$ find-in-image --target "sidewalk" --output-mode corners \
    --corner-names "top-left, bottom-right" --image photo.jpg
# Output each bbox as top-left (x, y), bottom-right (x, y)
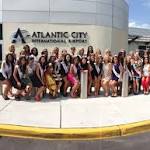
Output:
top-left (1, 94), bottom-right (150, 140)
top-left (0, 94), bottom-right (150, 128)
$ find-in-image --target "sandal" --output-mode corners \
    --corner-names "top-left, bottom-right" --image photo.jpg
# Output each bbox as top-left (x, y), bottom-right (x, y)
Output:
top-left (70, 92), bottom-right (77, 98)
top-left (34, 95), bottom-right (41, 101)
top-left (114, 93), bottom-right (118, 97)
top-left (15, 95), bottom-right (21, 101)
top-left (3, 95), bottom-right (10, 100)
top-left (105, 93), bottom-right (109, 97)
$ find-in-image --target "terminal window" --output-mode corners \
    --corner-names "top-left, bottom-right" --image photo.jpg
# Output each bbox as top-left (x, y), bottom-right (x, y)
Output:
top-left (138, 45), bottom-right (146, 50)
top-left (0, 24), bottom-right (2, 40)
top-left (0, 44), bottom-right (2, 61)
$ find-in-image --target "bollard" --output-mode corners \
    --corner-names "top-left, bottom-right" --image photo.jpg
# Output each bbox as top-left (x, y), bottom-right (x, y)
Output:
top-left (122, 70), bottom-right (129, 97)
top-left (80, 70), bottom-right (88, 99)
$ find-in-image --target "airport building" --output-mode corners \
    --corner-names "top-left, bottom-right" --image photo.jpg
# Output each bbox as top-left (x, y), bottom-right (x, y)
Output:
top-left (128, 27), bottom-right (150, 51)
top-left (0, 0), bottom-right (128, 58)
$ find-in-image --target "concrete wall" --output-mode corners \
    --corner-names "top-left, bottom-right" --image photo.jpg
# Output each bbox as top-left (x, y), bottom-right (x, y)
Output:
top-left (2, 0), bottom-right (128, 30)
top-left (0, 0), bottom-right (2, 23)
top-left (3, 23), bottom-right (128, 57)
top-left (2, 0), bottom-right (128, 56)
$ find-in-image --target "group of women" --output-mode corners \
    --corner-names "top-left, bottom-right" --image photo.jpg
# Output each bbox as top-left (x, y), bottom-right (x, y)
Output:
top-left (0, 44), bottom-right (150, 101)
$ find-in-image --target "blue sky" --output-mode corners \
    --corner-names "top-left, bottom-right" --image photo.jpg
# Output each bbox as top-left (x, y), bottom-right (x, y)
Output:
top-left (128, 0), bottom-right (150, 28)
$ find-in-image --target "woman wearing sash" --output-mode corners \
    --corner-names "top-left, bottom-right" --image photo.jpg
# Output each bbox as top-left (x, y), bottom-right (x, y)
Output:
top-left (34, 55), bottom-right (46, 101)
top-left (67, 56), bottom-right (80, 98)
top-left (142, 57), bottom-right (150, 95)
top-left (27, 56), bottom-right (37, 88)
top-left (9, 45), bottom-right (16, 62)
top-left (102, 55), bottom-right (112, 97)
top-left (80, 55), bottom-right (92, 96)
top-left (13, 56), bottom-right (32, 100)
top-left (49, 54), bottom-right (57, 69)
top-left (89, 53), bottom-right (96, 93)
top-left (126, 55), bottom-right (133, 94)
top-left (60, 54), bottom-right (72, 96)
top-left (0, 53), bottom-right (14, 100)
top-left (78, 48), bottom-right (85, 59)
top-left (93, 55), bottom-right (103, 96)
top-left (87, 46), bottom-right (94, 61)
top-left (131, 54), bottom-right (142, 95)
top-left (30, 47), bottom-right (38, 62)
top-left (109, 55), bottom-right (123, 97)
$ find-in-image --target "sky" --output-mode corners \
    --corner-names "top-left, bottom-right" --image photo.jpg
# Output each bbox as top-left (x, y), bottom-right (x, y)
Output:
top-left (128, 0), bottom-right (150, 29)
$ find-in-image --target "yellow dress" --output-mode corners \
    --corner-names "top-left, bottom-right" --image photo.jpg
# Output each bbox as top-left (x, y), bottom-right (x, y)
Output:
top-left (44, 72), bottom-right (57, 96)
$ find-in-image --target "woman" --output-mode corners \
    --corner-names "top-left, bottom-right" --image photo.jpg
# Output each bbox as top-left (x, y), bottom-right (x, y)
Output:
top-left (60, 54), bottom-right (72, 96)
top-left (34, 55), bottom-right (46, 101)
top-left (71, 47), bottom-right (76, 57)
top-left (49, 54), bottom-right (57, 68)
top-left (95, 49), bottom-right (101, 56)
top-left (0, 53), bottom-right (14, 100)
top-left (93, 55), bottom-right (103, 96)
top-left (142, 57), bottom-right (150, 95)
top-left (80, 56), bottom-right (92, 96)
top-left (30, 47), bottom-right (38, 62)
top-left (109, 55), bottom-right (123, 97)
top-left (9, 45), bottom-right (16, 62)
top-left (44, 63), bottom-right (58, 98)
top-left (78, 48), bottom-right (85, 59)
top-left (67, 56), bottom-right (80, 98)
top-left (126, 55), bottom-right (133, 94)
top-left (23, 45), bottom-right (30, 58)
top-left (27, 56), bottom-right (37, 88)
top-left (52, 47), bottom-right (59, 59)
top-left (105, 49), bottom-right (112, 57)
top-left (131, 53), bottom-right (142, 95)
top-left (102, 55), bottom-right (112, 97)
top-left (13, 56), bottom-right (32, 100)
top-left (87, 46), bottom-right (94, 57)
top-left (41, 49), bottom-right (49, 66)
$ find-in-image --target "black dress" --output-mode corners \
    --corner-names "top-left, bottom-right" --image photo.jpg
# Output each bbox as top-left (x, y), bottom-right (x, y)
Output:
top-left (34, 64), bottom-right (45, 88)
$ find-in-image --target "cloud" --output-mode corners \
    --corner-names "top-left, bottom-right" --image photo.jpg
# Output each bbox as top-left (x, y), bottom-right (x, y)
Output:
top-left (129, 21), bottom-right (150, 29)
top-left (141, 0), bottom-right (150, 7)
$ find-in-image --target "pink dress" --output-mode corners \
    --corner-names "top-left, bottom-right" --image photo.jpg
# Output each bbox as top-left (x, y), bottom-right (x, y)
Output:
top-left (67, 64), bottom-right (78, 85)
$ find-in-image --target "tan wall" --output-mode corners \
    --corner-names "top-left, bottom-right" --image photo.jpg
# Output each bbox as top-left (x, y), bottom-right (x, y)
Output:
top-left (111, 28), bottom-right (128, 54)
top-left (3, 23), bottom-right (128, 58)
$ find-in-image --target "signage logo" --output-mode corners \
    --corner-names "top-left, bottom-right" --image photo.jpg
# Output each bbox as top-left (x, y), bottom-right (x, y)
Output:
top-left (11, 28), bottom-right (88, 44)
top-left (12, 28), bottom-right (31, 44)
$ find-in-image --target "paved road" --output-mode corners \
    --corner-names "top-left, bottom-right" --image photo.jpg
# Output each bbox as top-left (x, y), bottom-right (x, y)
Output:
top-left (1, 132), bottom-right (150, 150)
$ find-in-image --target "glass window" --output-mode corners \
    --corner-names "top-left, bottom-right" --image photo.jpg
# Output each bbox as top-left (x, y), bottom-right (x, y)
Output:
top-left (138, 45), bottom-right (146, 50)
top-left (0, 24), bottom-right (2, 40)
top-left (0, 44), bottom-right (2, 61)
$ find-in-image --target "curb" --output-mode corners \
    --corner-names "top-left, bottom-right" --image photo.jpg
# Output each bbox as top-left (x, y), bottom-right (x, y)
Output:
top-left (0, 120), bottom-right (150, 140)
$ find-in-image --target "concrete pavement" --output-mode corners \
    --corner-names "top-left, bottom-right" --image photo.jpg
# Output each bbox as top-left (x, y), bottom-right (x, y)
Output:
top-left (1, 94), bottom-right (150, 140)
top-left (0, 94), bottom-right (150, 128)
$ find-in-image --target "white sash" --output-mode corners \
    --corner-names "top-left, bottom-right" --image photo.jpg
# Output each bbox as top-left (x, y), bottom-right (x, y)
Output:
top-left (61, 61), bottom-right (68, 74)
top-left (94, 63), bottom-right (100, 74)
top-left (55, 62), bottom-right (61, 74)
top-left (126, 67), bottom-right (132, 78)
top-left (113, 65), bottom-right (120, 79)
top-left (133, 64), bottom-right (141, 76)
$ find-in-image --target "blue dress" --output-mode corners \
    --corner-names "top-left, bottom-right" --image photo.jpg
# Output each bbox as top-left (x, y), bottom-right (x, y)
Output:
top-left (112, 64), bottom-right (120, 81)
